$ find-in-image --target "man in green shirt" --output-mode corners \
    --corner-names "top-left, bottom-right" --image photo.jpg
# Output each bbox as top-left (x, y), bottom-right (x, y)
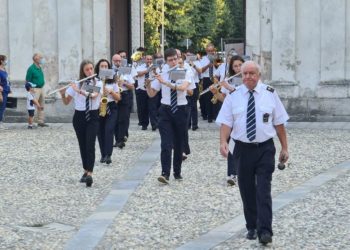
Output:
top-left (26, 53), bottom-right (48, 127)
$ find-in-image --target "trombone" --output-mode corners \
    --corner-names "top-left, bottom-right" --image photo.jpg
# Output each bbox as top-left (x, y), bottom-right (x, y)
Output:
top-left (47, 74), bottom-right (97, 96)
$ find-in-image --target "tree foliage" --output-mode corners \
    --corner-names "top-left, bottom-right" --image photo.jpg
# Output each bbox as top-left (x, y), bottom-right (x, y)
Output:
top-left (144, 0), bottom-right (245, 54)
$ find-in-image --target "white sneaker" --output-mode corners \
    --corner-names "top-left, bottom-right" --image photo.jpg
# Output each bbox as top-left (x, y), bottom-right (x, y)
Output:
top-left (0, 122), bottom-right (8, 130)
top-left (227, 175), bottom-right (237, 186)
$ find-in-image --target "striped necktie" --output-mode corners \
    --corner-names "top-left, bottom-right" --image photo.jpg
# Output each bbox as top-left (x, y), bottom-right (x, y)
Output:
top-left (246, 90), bottom-right (256, 141)
top-left (85, 80), bottom-right (91, 121)
top-left (209, 65), bottom-right (213, 79)
top-left (170, 80), bottom-right (178, 114)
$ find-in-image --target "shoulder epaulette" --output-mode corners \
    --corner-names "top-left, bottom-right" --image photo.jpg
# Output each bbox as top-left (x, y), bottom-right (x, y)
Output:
top-left (229, 87), bottom-right (236, 94)
top-left (266, 86), bottom-right (274, 93)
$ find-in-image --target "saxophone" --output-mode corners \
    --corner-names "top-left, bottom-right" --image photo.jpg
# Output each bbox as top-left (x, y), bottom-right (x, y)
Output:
top-left (99, 79), bottom-right (108, 117)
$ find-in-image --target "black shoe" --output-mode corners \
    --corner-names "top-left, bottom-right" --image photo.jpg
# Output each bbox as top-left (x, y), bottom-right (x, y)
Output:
top-left (123, 136), bottom-right (128, 142)
top-left (259, 232), bottom-right (272, 245)
top-left (105, 155), bottom-right (112, 164)
top-left (208, 119), bottom-right (213, 123)
top-left (138, 122), bottom-right (142, 126)
top-left (246, 229), bottom-right (257, 240)
top-left (192, 126), bottom-right (198, 131)
top-left (80, 173), bottom-right (87, 183)
top-left (174, 174), bottom-right (183, 181)
top-left (152, 126), bottom-right (157, 131)
top-left (142, 126), bottom-right (147, 130)
top-left (116, 142), bottom-right (125, 149)
top-left (157, 175), bottom-right (169, 184)
top-left (182, 154), bottom-right (188, 161)
top-left (100, 156), bottom-right (106, 163)
top-left (86, 175), bottom-right (93, 187)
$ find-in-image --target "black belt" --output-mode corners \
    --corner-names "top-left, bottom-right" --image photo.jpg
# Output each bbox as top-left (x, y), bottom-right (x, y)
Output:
top-left (161, 104), bottom-right (186, 108)
top-left (234, 138), bottom-right (273, 147)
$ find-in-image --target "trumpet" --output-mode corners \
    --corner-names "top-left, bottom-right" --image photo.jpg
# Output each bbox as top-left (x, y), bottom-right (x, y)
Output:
top-left (48, 74), bottom-right (97, 96)
top-left (200, 72), bottom-right (241, 96)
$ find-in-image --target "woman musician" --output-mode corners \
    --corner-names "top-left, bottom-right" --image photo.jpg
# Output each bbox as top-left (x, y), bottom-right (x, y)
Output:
top-left (211, 55), bottom-right (244, 186)
top-left (59, 60), bottom-right (103, 187)
top-left (95, 59), bottom-right (121, 165)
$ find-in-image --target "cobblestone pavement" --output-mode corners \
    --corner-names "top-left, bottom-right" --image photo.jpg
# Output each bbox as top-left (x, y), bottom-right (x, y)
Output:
top-left (0, 121), bottom-right (349, 249)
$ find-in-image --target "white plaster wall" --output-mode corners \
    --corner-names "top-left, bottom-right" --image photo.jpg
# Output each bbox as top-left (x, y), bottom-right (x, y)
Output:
top-left (82, 0), bottom-right (94, 61)
top-left (345, 0), bottom-right (350, 80)
top-left (295, 0), bottom-right (321, 97)
top-left (8, 0), bottom-right (33, 81)
top-left (93, 0), bottom-right (110, 61)
top-left (57, 0), bottom-right (82, 81)
top-left (271, 0), bottom-right (296, 83)
top-left (0, 0), bottom-right (9, 62)
top-left (320, 0), bottom-right (346, 82)
top-left (33, 0), bottom-right (58, 89)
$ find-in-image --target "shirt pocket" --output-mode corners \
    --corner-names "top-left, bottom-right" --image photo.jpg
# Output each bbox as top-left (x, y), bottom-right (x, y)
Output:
top-left (232, 106), bottom-right (245, 121)
top-left (260, 106), bottom-right (273, 124)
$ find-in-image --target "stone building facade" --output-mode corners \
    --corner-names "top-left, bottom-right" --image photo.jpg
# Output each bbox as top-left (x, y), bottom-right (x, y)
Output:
top-left (246, 0), bottom-right (350, 121)
top-left (0, 0), bottom-right (143, 122)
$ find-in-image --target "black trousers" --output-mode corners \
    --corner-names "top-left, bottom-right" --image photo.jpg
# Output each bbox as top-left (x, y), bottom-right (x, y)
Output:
top-left (138, 89), bottom-right (150, 128)
top-left (188, 83), bottom-right (199, 128)
top-left (234, 139), bottom-right (276, 236)
top-left (73, 110), bottom-right (99, 172)
top-left (115, 91), bottom-right (131, 143)
top-left (135, 87), bottom-right (142, 124)
top-left (98, 102), bottom-right (118, 157)
top-left (183, 102), bottom-right (191, 155)
top-left (202, 77), bottom-right (214, 121)
top-left (148, 93), bottom-right (159, 128)
top-left (158, 105), bottom-right (187, 177)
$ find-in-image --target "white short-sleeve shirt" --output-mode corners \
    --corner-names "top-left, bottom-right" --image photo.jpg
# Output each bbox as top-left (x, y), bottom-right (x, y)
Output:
top-left (66, 78), bottom-right (103, 111)
top-left (151, 65), bottom-right (195, 106)
top-left (27, 92), bottom-right (35, 110)
top-left (104, 83), bottom-right (120, 102)
top-left (216, 81), bottom-right (289, 143)
top-left (200, 56), bottom-right (211, 78)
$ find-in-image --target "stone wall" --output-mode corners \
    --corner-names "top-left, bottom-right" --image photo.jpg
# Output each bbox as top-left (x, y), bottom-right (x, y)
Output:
top-left (246, 0), bottom-right (350, 121)
top-left (0, 0), bottom-right (142, 122)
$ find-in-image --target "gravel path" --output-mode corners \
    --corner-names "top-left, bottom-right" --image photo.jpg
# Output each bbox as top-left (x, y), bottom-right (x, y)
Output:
top-left (97, 128), bottom-right (350, 249)
top-left (0, 125), bottom-right (156, 249)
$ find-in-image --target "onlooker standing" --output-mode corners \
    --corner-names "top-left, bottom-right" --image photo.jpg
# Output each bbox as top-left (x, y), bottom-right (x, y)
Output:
top-left (0, 55), bottom-right (11, 130)
top-left (25, 82), bottom-right (43, 129)
top-left (26, 53), bottom-right (48, 127)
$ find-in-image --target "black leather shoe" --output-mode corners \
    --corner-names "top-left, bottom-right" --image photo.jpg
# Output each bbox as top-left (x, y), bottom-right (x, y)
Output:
top-left (259, 232), bottom-right (272, 245)
top-left (86, 175), bottom-right (93, 187)
top-left (208, 119), bottom-right (213, 123)
top-left (105, 155), bottom-right (112, 164)
top-left (246, 229), bottom-right (257, 240)
top-left (174, 174), bottom-right (183, 181)
top-left (152, 126), bottom-right (157, 131)
top-left (192, 126), bottom-right (199, 131)
top-left (80, 173), bottom-right (87, 183)
top-left (116, 142), bottom-right (125, 149)
top-left (142, 126), bottom-right (147, 130)
top-left (100, 156), bottom-right (106, 163)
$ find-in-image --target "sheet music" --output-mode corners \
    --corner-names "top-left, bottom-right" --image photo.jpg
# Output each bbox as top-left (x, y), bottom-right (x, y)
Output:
top-left (169, 70), bottom-right (186, 82)
top-left (99, 69), bottom-right (115, 79)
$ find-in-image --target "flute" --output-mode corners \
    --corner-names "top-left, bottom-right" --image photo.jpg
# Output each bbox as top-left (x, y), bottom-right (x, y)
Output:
top-left (47, 74), bottom-right (97, 96)
top-left (200, 72), bottom-right (241, 96)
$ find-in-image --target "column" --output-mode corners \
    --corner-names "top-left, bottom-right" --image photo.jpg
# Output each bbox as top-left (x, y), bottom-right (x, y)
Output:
top-left (245, 0), bottom-right (261, 60)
